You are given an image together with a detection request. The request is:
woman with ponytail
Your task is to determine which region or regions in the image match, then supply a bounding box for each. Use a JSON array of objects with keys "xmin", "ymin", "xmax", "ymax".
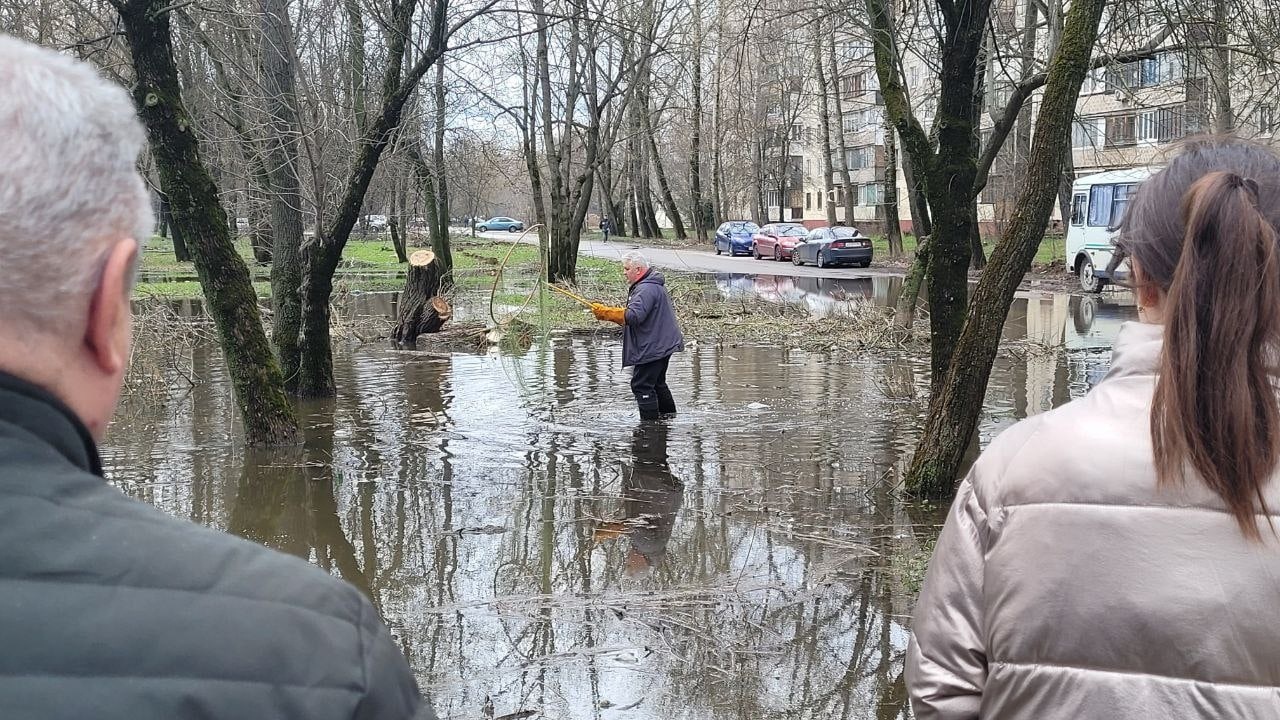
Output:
[{"xmin": 906, "ymin": 138, "xmax": 1280, "ymax": 720}]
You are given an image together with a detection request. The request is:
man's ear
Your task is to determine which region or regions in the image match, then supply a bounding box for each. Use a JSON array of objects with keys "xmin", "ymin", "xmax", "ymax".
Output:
[{"xmin": 84, "ymin": 238, "xmax": 138, "ymax": 375}]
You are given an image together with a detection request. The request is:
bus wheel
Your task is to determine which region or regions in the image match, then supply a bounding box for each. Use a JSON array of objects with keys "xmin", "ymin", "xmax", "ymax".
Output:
[{"xmin": 1078, "ymin": 257, "xmax": 1105, "ymax": 293}]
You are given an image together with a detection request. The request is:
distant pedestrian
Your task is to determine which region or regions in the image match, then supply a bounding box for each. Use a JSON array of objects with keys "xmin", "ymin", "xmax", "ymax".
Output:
[
  {"xmin": 600, "ymin": 215, "xmax": 613, "ymax": 243},
  {"xmin": 0, "ymin": 35, "xmax": 429, "ymax": 720},
  {"xmin": 907, "ymin": 137, "xmax": 1280, "ymax": 720},
  {"xmin": 591, "ymin": 251, "xmax": 684, "ymax": 420}
]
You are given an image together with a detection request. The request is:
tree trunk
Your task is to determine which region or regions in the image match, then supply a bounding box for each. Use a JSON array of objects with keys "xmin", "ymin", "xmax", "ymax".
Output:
[
  {"xmin": 644, "ymin": 104, "xmax": 686, "ymax": 239},
  {"xmin": 431, "ymin": 58, "xmax": 453, "ymax": 283},
  {"xmin": 905, "ymin": 0, "xmax": 1107, "ymax": 499},
  {"xmin": 866, "ymin": 0, "xmax": 990, "ymax": 397},
  {"xmin": 296, "ymin": 0, "xmax": 447, "ymax": 398},
  {"xmin": 392, "ymin": 250, "xmax": 451, "ymax": 346},
  {"xmin": 689, "ymin": 2, "xmax": 707, "ymax": 243},
  {"xmin": 829, "ymin": 34, "xmax": 857, "ymax": 226},
  {"xmin": 261, "ymin": 0, "xmax": 306, "ymax": 393},
  {"xmin": 249, "ymin": 192, "xmax": 272, "ymax": 264},
  {"xmin": 114, "ymin": 0, "xmax": 298, "ymax": 445},
  {"xmin": 711, "ymin": 49, "xmax": 725, "ymax": 226},
  {"xmin": 388, "ymin": 187, "xmax": 409, "ymax": 263},
  {"xmin": 902, "ymin": 148, "xmax": 931, "ymax": 238},
  {"xmin": 969, "ymin": 219, "xmax": 986, "ymax": 270},
  {"xmin": 345, "ymin": 0, "xmax": 367, "ymax": 133},
  {"xmin": 894, "ymin": 236, "xmax": 929, "ymax": 327},
  {"xmin": 816, "ymin": 28, "xmax": 838, "ymax": 227},
  {"xmin": 160, "ymin": 192, "xmax": 191, "ymax": 261},
  {"xmin": 883, "ymin": 121, "xmax": 903, "ymax": 256},
  {"xmin": 1210, "ymin": 0, "xmax": 1233, "ymax": 133}
]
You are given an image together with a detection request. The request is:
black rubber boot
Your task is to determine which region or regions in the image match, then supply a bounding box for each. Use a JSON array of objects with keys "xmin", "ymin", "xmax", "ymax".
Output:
[
  {"xmin": 656, "ymin": 387, "xmax": 676, "ymax": 416},
  {"xmin": 638, "ymin": 395, "xmax": 661, "ymax": 421}
]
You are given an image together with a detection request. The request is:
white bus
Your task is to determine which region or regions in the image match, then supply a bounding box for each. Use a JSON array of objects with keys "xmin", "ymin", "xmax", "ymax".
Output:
[{"xmin": 1065, "ymin": 167, "xmax": 1155, "ymax": 292}]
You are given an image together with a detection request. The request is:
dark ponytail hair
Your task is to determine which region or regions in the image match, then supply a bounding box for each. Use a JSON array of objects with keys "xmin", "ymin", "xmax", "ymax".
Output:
[{"xmin": 1117, "ymin": 138, "xmax": 1280, "ymax": 539}]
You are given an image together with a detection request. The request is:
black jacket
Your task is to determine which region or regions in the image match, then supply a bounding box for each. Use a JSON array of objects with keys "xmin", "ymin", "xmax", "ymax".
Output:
[{"xmin": 0, "ymin": 371, "xmax": 429, "ymax": 720}]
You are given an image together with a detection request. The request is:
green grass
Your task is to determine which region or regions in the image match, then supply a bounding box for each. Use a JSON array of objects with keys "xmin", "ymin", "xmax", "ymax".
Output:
[{"xmin": 135, "ymin": 234, "xmax": 632, "ymax": 300}]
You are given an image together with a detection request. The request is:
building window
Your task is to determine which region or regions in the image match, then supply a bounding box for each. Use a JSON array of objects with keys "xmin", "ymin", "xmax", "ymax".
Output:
[
  {"xmin": 1072, "ymin": 118, "xmax": 1101, "ymax": 148},
  {"xmin": 1080, "ymin": 67, "xmax": 1106, "ymax": 94},
  {"xmin": 842, "ymin": 112, "xmax": 858, "ymax": 134},
  {"xmin": 844, "ymin": 146, "xmax": 875, "ymax": 170},
  {"xmin": 1105, "ymin": 114, "xmax": 1137, "ymax": 148},
  {"xmin": 805, "ymin": 192, "xmax": 812, "ymax": 209},
  {"xmin": 860, "ymin": 183, "xmax": 885, "ymax": 206},
  {"xmin": 817, "ymin": 190, "xmax": 823, "ymax": 208},
  {"xmin": 1107, "ymin": 52, "xmax": 1183, "ymax": 93},
  {"xmin": 790, "ymin": 124, "xmax": 803, "ymax": 141},
  {"xmin": 841, "ymin": 72, "xmax": 866, "ymax": 96},
  {"xmin": 1137, "ymin": 107, "xmax": 1185, "ymax": 143}
]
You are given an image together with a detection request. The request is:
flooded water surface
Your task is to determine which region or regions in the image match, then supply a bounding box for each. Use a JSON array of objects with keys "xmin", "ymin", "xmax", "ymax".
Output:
[{"xmin": 104, "ymin": 278, "xmax": 1136, "ymax": 719}]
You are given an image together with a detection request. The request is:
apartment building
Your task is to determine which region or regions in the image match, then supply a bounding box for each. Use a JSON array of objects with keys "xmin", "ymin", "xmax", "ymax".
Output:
[{"xmin": 760, "ymin": 3, "xmax": 1279, "ymax": 237}]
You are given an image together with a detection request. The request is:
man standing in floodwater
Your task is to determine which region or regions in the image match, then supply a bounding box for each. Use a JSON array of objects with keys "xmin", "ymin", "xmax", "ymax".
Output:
[
  {"xmin": 591, "ymin": 251, "xmax": 684, "ymax": 420},
  {"xmin": 0, "ymin": 36, "xmax": 431, "ymax": 719}
]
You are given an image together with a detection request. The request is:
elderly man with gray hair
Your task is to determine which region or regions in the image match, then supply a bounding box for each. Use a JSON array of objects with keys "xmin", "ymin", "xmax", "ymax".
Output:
[
  {"xmin": 0, "ymin": 36, "xmax": 428, "ymax": 719},
  {"xmin": 591, "ymin": 251, "xmax": 685, "ymax": 420}
]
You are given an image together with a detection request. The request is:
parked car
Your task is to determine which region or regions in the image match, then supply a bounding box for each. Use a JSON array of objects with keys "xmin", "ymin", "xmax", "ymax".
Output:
[
  {"xmin": 752, "ymin": 223, "xmax": 809, "ymax": 261},
  {"xmin": 791, "ymin": 226, "xmax": 873, "ymax": 268},
  {"xmin": 365, "ymin": 214, "xmax": 389, "ymax": 230},
  {"xmin": 477, "ymin": 216, "xmax": 525, "ymax": 232},
  {"xmin": 714, "ymin": 220, "xmax": 760, "ymax": 256}
]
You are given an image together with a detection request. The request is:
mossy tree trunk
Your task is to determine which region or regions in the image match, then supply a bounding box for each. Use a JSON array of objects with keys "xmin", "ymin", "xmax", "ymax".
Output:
[
  {"xmin": 865, "ymin": 0, "xmax": 989, "ymax": 398},
  {"xmin": 295, "ymin": 0, "xmax": 448, "ymax": 398},
  {"xmin": 113, "ymin": 0, "xmax": 298, "ymax": 445},
  {"xmin": 260, "ymin": 0, "xmax": 306, "ymax": 393},
  {"xmin": 905, "ymin": 0, "xmax": 1108, "ymax": 499}
]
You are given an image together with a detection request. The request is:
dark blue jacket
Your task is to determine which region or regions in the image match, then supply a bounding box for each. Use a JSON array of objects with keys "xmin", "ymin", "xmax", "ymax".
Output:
[
  {"xmin": 623, "ymin": 270, "xmax": 684, "ymax": 367},
  {"xmin": 0, "ymin": 371, "xmax": 429, "ymax": 720}
]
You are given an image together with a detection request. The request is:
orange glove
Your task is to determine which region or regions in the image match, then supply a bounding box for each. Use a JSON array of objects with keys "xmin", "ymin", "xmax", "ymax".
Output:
[{"xmin": 591, "ymin": 303, "xmax": 625, "ymax": 325}]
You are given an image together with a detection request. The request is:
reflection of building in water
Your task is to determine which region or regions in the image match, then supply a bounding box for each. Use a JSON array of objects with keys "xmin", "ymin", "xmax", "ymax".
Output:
[{"xmin": 981, "ymin": 292, "xmax": 1139, "ymax": 441}]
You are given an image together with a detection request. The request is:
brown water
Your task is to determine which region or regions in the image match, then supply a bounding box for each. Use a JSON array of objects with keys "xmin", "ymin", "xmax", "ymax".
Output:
[{"xmin": 103, "ymin": 280, "xmax": 1136, "ymax": 719}]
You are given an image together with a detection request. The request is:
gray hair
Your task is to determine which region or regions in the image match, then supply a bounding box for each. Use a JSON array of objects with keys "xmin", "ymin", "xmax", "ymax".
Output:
[
  {"xmin": 0, "ymin": 36, "xmax": 152, "ymax": 334},
  {"xmin": 622, "ymin": 250, "xmax": 650, "ymax": 270}
]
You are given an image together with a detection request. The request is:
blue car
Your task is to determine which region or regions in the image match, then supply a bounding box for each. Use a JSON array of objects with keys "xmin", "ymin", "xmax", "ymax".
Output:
[
  {"xmin": 477, "ymin": 216, "xmax": 525, "ymax": 232},
  {"xmin": 714, "ymin": 221, "xmax": 760, "ymax": 256}
]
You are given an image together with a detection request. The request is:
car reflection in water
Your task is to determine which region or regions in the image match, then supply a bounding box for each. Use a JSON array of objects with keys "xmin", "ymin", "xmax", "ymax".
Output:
[
  {"xmin": 592, "ymin": 422, "xmax": 684, "ymax": 577},
  {"xmin": 714, "ymin": 272, "xmax": 888, "ymax": 317}
]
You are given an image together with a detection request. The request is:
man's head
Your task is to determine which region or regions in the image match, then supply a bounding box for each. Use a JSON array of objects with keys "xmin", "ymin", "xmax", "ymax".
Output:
[
  {"xmin": 0, "ymin": 36, "xmax": 152, "ymax": 440},
  {"xmin": 622, "ymin": 251, "xmax": 650, "ymax": 285}
]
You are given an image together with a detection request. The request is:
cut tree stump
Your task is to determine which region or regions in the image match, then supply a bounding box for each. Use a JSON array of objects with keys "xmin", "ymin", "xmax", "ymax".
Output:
[{"xmin": 392, "ymin": 250, "xmax": 452, "ymax": 346}]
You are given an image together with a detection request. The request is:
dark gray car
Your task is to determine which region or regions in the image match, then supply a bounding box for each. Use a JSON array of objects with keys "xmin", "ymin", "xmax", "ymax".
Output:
[{"xmin": 791, "ymin": 226, "xmax": 873, "ymax": 268}]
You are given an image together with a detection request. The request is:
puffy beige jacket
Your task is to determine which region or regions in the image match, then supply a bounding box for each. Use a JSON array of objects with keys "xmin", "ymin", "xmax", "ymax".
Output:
[{"xmin": 907, "ymin": 321, "xmax": 1280, "ymax": 719}]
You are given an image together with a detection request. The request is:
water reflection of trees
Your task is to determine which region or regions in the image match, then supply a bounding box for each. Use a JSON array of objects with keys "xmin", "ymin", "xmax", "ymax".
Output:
[{"xmin": 104, "ymin": 308, "xmax": 1137, "ymax": 719}]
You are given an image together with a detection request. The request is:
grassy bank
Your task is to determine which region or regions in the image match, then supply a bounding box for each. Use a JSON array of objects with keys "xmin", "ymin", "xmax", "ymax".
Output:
[{"xmin": 135, "ymin": 234, "xmax": 925, "ymax": 353}]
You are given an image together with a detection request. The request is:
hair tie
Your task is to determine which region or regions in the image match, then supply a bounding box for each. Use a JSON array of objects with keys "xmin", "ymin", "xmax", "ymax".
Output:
[{"xmin": 1227, "ymin": 173, "xmax": 1261, "ymax": 202}]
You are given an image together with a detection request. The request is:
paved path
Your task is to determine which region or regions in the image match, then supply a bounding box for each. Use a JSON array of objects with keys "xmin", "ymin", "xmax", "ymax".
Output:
[{"xmin": 476, "ymin": 231, "xmax": 902, "ymax": 279}]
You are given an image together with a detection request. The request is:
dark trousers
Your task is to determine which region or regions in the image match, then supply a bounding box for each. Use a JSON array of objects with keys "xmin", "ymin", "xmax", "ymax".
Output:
[{"xmin": 630, "ymin": 356, "xmax": 676, "ymax": 418}]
